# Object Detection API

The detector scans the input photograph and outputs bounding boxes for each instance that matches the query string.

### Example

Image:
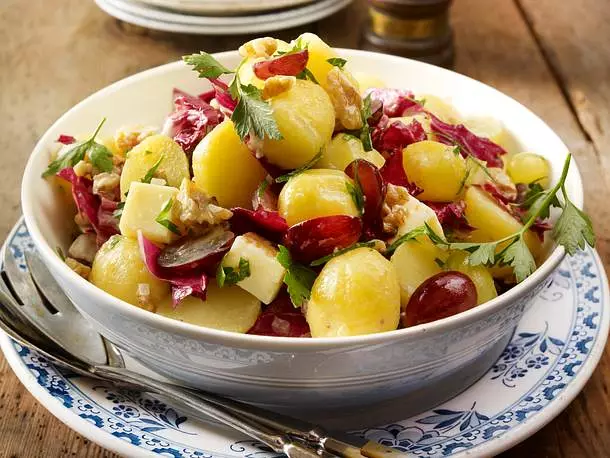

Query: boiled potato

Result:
[507,152,551,188]
[352,71,386,93]
[445,251,497,305]
[156,284,261,333]
[464,116,519,156]
[90,235,169,308]
[193,120,267,208]
[464,186,542,258]
[391,239,443,305]
[306,248,400,337]
[120,135,190,199]
[296,33,337,89]
[420,95,461,123]
[403,140,468,202]
[278,169,359,226]
[262,79,335,170]
[316,134,385,170]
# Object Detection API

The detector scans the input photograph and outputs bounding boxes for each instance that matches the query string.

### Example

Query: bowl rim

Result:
[21,48,581,351]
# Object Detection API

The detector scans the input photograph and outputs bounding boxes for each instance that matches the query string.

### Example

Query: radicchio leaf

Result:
[253,50,309,80]
[209,78,237,113]
[230,207,288,243]
[345,160,386,239]
[379,150,422,196]
[365,88,424,117]
[164,88,223,154]
[429,114,506,168]
[56,134,76,145]
[248,293,310,337]
[424,201,473,233]
[137,231,208,307]
[372,119,427,153]
[283,215,362,263]
[57,168,120,246]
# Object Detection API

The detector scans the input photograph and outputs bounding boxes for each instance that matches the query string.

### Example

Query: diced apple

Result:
[221,233,286,304]
[119,182,180,244]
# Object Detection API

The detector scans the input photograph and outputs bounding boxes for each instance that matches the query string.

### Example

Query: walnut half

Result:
[326,67,363,130]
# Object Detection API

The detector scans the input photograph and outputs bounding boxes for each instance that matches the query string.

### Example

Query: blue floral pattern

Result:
[1,221,606,457]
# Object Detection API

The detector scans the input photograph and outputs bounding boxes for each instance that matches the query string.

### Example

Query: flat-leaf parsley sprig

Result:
[183,52,282,142]
[42,118,114,177]
[389,154,594,283]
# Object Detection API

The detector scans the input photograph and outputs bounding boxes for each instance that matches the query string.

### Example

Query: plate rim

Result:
[94,0,353,34]
[1,217,608,457]
[133,0,316,15]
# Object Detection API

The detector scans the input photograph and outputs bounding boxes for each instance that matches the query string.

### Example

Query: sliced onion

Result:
[283,215,362,263]
[157,225,234,273]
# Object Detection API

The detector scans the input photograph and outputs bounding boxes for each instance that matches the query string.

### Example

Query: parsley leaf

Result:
[552,192,595,255]
[360,93,374,152]
[256,177,271,199]
[141,155,164,184]
[182,52,234,79]
[346,180,364,216]
[232,84,282,141]
[155,199,181,236]
[217,257,251,287]
[88,142,114,173]
[42,118,107,178]
[276,245,317,307]
[113,201,125,219]
[295,68,319,84]
[327,57,347,69]
[500,236,536,283]
[310,241,377,266]
[56,246,66,261]
[385,226,430,255]
[274,151,322,183]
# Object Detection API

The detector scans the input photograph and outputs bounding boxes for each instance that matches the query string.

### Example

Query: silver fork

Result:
[1,248,399,458]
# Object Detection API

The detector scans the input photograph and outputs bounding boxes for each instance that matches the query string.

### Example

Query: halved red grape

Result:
[283,215,362,263]
[248,293,310,337]
[157,226,234,273]
[344,159,386,239]
[403,271,478,327]
[230,207,288,243]
[253,50,309,80]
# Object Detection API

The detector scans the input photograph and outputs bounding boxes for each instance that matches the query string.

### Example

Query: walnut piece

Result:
[65,257,91,279]
[381,184,410,235]
[92,172,120,199]
[326,67,363,130]
[68,233,98,264]
[262,75,296,100]
[238,37,277,58]
[175,179,233,227]
[114,125,157,156]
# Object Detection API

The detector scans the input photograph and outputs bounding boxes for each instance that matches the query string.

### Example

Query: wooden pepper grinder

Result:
[363,0,454,68]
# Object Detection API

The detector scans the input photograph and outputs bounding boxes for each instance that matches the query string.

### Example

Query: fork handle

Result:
[92,365,330,457]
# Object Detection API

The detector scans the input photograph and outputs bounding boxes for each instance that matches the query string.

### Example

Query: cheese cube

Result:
[119,182,180,244]
[222,233,286,304]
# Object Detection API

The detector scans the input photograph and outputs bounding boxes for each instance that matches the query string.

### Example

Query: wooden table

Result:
[1,0,609,456]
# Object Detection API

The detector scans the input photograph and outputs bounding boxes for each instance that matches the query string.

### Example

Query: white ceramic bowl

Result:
[21,50,583,417]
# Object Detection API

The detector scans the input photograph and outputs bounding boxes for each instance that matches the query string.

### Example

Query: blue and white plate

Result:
[1,219,608,457]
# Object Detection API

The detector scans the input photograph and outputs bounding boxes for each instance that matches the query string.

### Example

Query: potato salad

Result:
[43,34,594,338]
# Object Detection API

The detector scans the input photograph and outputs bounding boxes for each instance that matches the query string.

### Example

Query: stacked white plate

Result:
[94,0,354,35]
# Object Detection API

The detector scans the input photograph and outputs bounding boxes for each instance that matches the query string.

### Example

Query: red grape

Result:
[403,271,478,327]
[344,159,386,238]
